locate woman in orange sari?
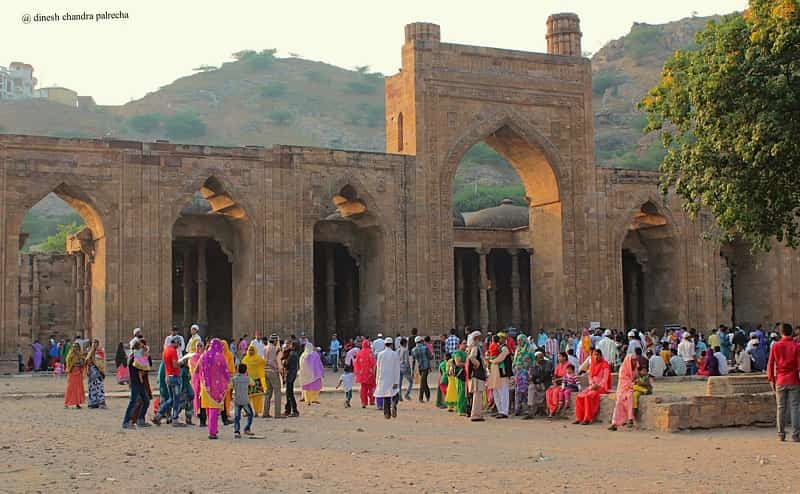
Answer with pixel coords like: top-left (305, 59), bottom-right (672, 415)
top-left (608, 353), bottom-right (637, 430)
top-left (221, 339), bottom-right (235, 425)
top-left (64, 344), bottom-right (85, 408)
top-left (573, 349), bottom-right (611, 425)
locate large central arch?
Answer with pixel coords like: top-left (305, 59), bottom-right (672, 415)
top-left (441, 110), bottom-right (568, 329)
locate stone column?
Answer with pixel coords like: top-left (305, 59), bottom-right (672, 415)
top-left (343, 258), bottom-right (355, 332)
top-left (31, 256), bottom-right (40, 339)
top-left (74, 252), bottom-right (84, 336)
top-left (488, 252), bottom-right (497, 331)
top-left (455, 250), bottom-right (465, 330)
top-left (84, 260), bottom-right (92, 338)
top-left (509, 248), bottom-right (521, 329)
top-left (325, 244), bottom-right (337, 333)
top-left (196, 239), bottom-right (208, 328)
top-left (477, 248), bottom-right (489, 330)
top-left (182, 246), bottom-right (193, 329)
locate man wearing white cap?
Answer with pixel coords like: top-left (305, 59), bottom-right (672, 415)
top-left (375, 337), bottom-right (401, 419)
top-left (187, 324), bottom-right (201, 350)
top-left (129, 328), bottom-right (143, 351)
top-left (372, 333), bottom-right (385, 356)
top-left (626, 330), bottom-right (643, 356)
top-left (677, 332), bottom-right (696, 375)
top-left (596, 329), bottom-right (619, 369)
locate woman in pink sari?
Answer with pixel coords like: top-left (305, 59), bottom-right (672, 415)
top-left (354, 340), bottom-right (376, 408)
top-left (188, 339), bottom-right (205, 426)
top-left (299, 343), bottom-right (324, 404)
top-left (609, 353), bottom-right (637, 431)
top-left (197, 338), bottom-right (230, 439)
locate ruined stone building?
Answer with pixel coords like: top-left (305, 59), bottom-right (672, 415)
top-left (2, 14), bottom-right (800, 360)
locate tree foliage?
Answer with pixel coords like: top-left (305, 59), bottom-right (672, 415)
top-left (641, 0), bottom-right (800, 250)
top-left (128, 113), bottom-right (162, 133)
top-left (452, 185), bottom-right (526, 213)
top-left (260, 82), bottom-right (288, 98)
top-left (164, 112), bottom-right (207, 140)
top-left (39, 221), bottom-right (84, 253)
top-left (268, 110), bottom-right (293, 125)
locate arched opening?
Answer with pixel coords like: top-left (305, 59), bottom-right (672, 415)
top-left (451, 141), bottom-right (533, 332)
top-left (719, 238), bottom-right (762, 328)
top-left (620, 201), bottom-right (678, 330)
top-left (171, 177), bottom-right (253, 342)
top-left (448, 122), bottom-right (562, 330)
top-left (313, 185), bottom-right (384, 343)
top-left (17, 185), bottom-right (106, 357)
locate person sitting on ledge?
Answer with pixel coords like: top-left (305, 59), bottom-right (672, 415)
top-left (573, 349), bottom-right (611, 425)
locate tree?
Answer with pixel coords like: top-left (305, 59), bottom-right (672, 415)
top-left (268, 110), bottom-right (293, 125)
top-left (39, 221), bottom-right (84, 253)
top-left (128, 113), bottom-right (161, 133)
top-left (260, 82), bottom-right (288, 98)
top-left (641, 0), bottom-right (800, 250)
top-left (164, 112), bottom-right (207, 140)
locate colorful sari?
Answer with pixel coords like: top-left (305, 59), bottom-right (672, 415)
top-left (574, 352), bottom-right (611, 424)
top-left (64, 345), bottom-right (85, 407)
top-left (115, 342), bottom-right (129, 384)
top-left (546, 360), bottom-right (569, 415)
top-left (188, 340), bottom-right (205, 413)
top-left (86, 344), bottom-right (106, 408)
top-left (437, 359), bottom-right (448, 409)
top-left (242, 343), bottom-right (267, 413)
top-left (299, 343), bottom-right (324, 404)
top-left (446, 349), bottom-right (468, 415)
top-left (221, 340), bottom-right (235, 414)
top-left (354, 340), bottom-right (376, 406)
top-left (513, 336), bottom-right (533, 414)
top-left (198, 339), bottom-right (230, 437)
top-left (611, 354), bottom-right (637, 426)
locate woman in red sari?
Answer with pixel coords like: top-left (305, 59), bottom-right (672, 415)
top-left (63, 344), bottom-right (85, 408)
top-left (573, 349), bottom-right (612, 425)
top-left (546, 352), bottom-right (569, 416)
top-left (354, 340), bottom-right (376, 408)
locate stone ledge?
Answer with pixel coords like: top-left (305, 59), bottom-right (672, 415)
top-left (706, 374), bottom-right (771, 396)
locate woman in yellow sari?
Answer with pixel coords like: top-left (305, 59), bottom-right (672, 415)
top-left (221, 340), bottom-right (236, 424)
top-left (241, 342), bottom-right (266, 415)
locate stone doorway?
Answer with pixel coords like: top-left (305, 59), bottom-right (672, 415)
top-left (172, 237), bottom-right (232, 342)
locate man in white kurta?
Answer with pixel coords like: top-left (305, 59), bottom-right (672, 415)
top-left (375, 337), bottom-right (401, 419)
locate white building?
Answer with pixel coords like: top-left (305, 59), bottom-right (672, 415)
top-left (0, 62), bottom-right (37, 100)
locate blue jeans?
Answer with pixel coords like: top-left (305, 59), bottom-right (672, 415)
top-left (234, 404), bottom-right (253, 433)
top-left (123, 385), bottom-right (150, 425)
top-left (399, 369), bottom-right (413, 398)
top-left (158, 375), bottom-right (182, 421)
top-left (685, 361), bottom-right (697, 376)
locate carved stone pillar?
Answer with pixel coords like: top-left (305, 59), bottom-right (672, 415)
top-left (74, 252), bottom-right (84, 336)
top-left (325, 244), bottom-right (337, 333)
top-left (488, 252), bottom-right (497, 331)
top-left (31, 256), bottom-right (40, 338)
top-left (509, 248), bottom-right (521, 329)
top-left (477, 248), bottom-right (489, 330)
top-left (182, 246), bottom-right (193, 329)
top-left (196, 239), bottom-right (208, 328)
top-left (84, 260), bottom-right (92, 338)
top-left (455, 250), bottom-right (465, 330)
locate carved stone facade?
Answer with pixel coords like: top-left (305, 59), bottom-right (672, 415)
top-left (2, 14), bottom-right (798, 358)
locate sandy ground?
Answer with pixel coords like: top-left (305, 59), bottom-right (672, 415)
top-left (0, 375), bottom-right (796, 494)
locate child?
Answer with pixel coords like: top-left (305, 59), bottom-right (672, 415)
top-left (557, 364), bottom-right (580, 414)
top-left (336, 366), bottom-right (354, 408)
top-left (632, 366), bottom-right (653, 415)
top-left (179, 361), bottom-right (195, 425)
top-left (232, 363), bottom-right (254, 438)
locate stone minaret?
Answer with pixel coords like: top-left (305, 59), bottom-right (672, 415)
top-left (546, 13), bottom-right (582, 57)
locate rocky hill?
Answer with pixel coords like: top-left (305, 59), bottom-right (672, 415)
top-left (0, 14), bottom-right (727, 249)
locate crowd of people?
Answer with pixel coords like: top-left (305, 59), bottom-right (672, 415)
top-left (43, 319), bottom-right (800, 441)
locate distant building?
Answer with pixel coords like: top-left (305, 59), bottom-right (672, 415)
top-left (33, 86), bottom-right (78, 107)
top-left (0, 62), bottom-right (37, 100)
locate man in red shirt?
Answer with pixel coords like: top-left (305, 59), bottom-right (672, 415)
top-left (153, 338), bottom-right (185, 427)
top-left (767, 323), bottom-right (800, 442)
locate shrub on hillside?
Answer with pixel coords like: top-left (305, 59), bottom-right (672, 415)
top-left (304, 70), bottom-right (329, 83)
top-left (625, 25), bottom-right (663, 62)
top-left (260, 82), bottom-right (288, 98)
top-left (233, 49), bottom-right (277, 71)
top-left (39, 221), bottom-right (84, 253)
top-left (345, 81), bottom-right (377, 94)
top-left (452, 185), bottom-right (526, 213)
top-left (592, 69), bottom-right (627, 96)
top-left (128, 113), bottom-right (162, 133)
top-left (268, 110), bottom-right (293, 125)
top-left (164, 112), bottom-right (207, 140)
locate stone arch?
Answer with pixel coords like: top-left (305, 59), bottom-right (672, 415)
top-left (613, 191), bottom-right (680, 248)
top-left (167, 173), bottom-right (256, 229)
top-left (440, 107), bottom-right (569, 328)
top-left (441, 108), bottom-right (565, 207)
top-left (11, 180), bottom-right (109, 351)
top-left (315, 173), bottom-right (391, 230)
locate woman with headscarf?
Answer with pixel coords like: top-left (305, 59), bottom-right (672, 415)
top-left (63, 343), bottom-right (85, 408)
top-left (354, 339), bottom-right (376, 408)
top-left (60, 339), bottom-right (71, 369)
top-left (445, 340), bottom-right (468, 415)
top-left (220, 340), bottom-right (236, 424)
top-left (85, 339), bottom-right (107, 409)
top-left (197, 338), bottom-right (231, 439)
top-left (465, 330), bottom-right (487, 421)
top-left (115, 342), bottom-right (129, 384)
top-left (546, 352), bottom-right (570, 417)
top-left (573, 349), bottom-right (612, 425)
top-left (31, 340), bottom-right (43, 371)
top-left (299, 342), bottom-right (325, 404)
top-left (512, 334), bottom-right (533, 416)
top-left (608, 353), bottom-right (637, 430)
top-left (576, 329), bottom-right (592, 364)
top-left (187, 338), bottom-right (206, 426)
top-left (241, 342), bottom-right (267, 413)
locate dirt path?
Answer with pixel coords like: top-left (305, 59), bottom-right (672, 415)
top-left (0, 387), bottom-right (795, 494)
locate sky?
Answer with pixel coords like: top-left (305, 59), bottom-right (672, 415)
top-left (2, 0), bottom-right (747, 105)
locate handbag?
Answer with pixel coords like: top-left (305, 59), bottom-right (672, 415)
top-left (249, 378), bottom-right (264, 395)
